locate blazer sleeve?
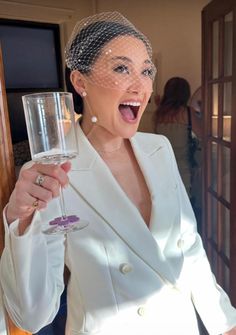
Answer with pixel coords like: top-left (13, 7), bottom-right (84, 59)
top-left (163, 136), bottom-right (236, 335)
top-left (0, 207), bottom-right (65, 333)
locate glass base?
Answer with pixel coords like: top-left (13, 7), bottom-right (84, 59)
top-left (43, 215), bottom-right (89, 235)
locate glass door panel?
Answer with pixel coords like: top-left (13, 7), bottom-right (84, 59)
top-left (223, 82), bottom-right (232, 141)
top-left (221, 146), bottom-right (230, 202)
top-left (210, 141), bottom-right (218, 192)
top-left (213, 20), bottom-right (219, 79)
top-left (224, 12), bottom-right (233, 77)
top-left (209, 194), bottom-right (218, 243)
top-left (221, 204), bottom-right (230, 259)
top-left (211, 247), bottom-right (218, 275)
top-left (223, 263), bottom-right (230, 294)
top-left (212, 84), bottom-right (219, 137)
top-left (203, 0), bottom-right (235, 304)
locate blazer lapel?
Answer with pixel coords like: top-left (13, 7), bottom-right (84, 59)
top-left (130, 135), bottom-right (179, 252)
top-left (69, 124), bottom-right (177, 285)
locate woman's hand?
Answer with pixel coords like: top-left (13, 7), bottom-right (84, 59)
top-left (6, 161), bottom-right (71, 234)
top-left (224, 327), bottom-right (236, 334)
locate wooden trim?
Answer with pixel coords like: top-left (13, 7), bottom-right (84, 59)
top-left (0, 0), bottom-right (74, 23)
top-left (0, 46), bottom-right (32, 335)
top-left (0, 45), bottom-right (15, 251)
top-left (202, 0), bottom-right (236, 304)
top-left (201, 7), bottom-right (208, 245)
top-left (203, 0), bottom-right (235, 21)
top-left (229, 1), bottom-right (236, 305)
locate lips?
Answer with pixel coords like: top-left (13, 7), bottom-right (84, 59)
top-left (118, 101), bottom-right (141, 122)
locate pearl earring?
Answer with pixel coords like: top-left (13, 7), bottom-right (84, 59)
top-left (81, 91), bottom-right (87, 97)
top-left (91, 116), bottom-right (98, 123)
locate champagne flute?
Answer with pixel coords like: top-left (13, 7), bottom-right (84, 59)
top-left (22, 92), bottom-right (88, 234)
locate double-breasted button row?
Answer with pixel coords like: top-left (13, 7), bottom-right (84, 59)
top-left (177, 239), bottom-right (184, 248)
top-left (119, 263), bottom-right (133, 274)
top-left (137, 306), bottom-right (146, 316)
top-left (119, 264), bottom-right (145, 317)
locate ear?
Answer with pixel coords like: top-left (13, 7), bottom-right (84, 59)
top-left (70, 70), bottom-right (86, 96)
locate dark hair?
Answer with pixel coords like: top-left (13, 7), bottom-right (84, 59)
top-left (155, 77), bottom-right (191, 122)
top-left (65, 20), bottom-right (150, 114)
top-left (65, 66), bottom-right (83, 114)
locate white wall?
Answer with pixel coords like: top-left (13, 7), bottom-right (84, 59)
top-left (93, 0), bottom-right (211, 131)
top-left (0, 0), bottom-right (211, 132)
top-left (0, 0), bottom-right (210, 92)
top-left (95, 0), bottom-right (210, 93)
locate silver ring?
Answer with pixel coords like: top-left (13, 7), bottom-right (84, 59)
top-left (35, 174), bottom-right (45, 186)
top-left (32, 199), bottom-right (39, 208)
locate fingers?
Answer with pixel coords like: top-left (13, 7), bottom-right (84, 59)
top-left (13, 185), bottom-right (47, 212)
top-left (20, 181), bottom-right (54, 203)
top-left (6, 187), bottom-right (47, 224)
top-left (28, 163), bottom-right (70, 188)
top-left (37, 175), bottom-right (60, 197)
top-left (61, 161), bottom-right (72, 173)
top-left (19, 164), bottom-right (70, 200)
top-left (28, 174), bottom-right (60, 199)
top-left (7, 163), bottom-right (71, 223)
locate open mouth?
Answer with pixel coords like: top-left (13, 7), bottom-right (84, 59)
top-left (118, 102), bottom-right (141, 122)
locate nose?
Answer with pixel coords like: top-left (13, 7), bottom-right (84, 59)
top-left (126, 72), bottom-right (145, 94)
top-left (126, 71), bottom-right (152, 94)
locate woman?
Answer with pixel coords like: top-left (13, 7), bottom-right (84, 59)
top-left (1, 12), bottom-right (236, 335)
top-left (155, 77), bottom-right (197, 197)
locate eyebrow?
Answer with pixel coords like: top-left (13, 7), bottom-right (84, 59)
top-left (110, 56), bottom-right (152, 65)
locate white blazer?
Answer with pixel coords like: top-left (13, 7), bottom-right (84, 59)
top-left (1, 124), bottom-right (236, 335)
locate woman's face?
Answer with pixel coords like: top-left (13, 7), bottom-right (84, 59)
top-left (82, 35), bottom-right (155, 138)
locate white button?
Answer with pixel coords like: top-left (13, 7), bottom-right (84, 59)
top-left (119, 263), bottom-right (133, 274)
top-left (177, 239), bottom-right (184, 248)
top-left (137, 306), bottom-right (146, 316)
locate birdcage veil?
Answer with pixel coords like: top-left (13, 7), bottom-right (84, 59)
top-left (65, 11), bottom-right (156, 91)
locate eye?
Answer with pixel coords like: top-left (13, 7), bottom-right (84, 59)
top-left (113, 64), bottom-right (129, 74)
top-left (142, 68), bottom-right (154, 78)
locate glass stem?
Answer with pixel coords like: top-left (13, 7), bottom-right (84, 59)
top-left (59, 186), bottom-right (67, 219)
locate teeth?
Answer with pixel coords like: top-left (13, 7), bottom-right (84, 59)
top-left (122, 101), bottom-right (141, 107)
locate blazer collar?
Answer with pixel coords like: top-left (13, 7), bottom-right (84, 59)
top-left (69, 123), bottom-right (177, 285)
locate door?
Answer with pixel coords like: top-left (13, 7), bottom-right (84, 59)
top-left (0, 46), bottom-right (31, 335)
top-left (202, 0), bottom-right (236, 304)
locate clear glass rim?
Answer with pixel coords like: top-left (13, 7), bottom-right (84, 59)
top-left (22, 92), bottom-right (72, 99)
